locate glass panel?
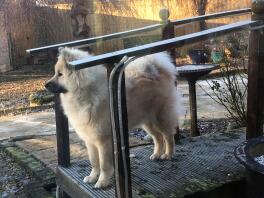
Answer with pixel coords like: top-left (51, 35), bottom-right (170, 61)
top-left (2, 0), bottom-right (264, 198)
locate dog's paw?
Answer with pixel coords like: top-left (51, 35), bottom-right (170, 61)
top-left (94, 179), bottom-right (110, 189)
top-left (83, 175), bottom-right (98, 184)
top-left (149, 153), bottom-right (161, 160)
top-left (160, 153), bottom-right (172, 160)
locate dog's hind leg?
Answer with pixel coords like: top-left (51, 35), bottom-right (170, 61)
top-left (157, 97), bottom-right (178, 160)
top-left (143, 123), bottom-right (164, 160)
top-left (83, 144), bottom-right (100, 184)
top-left (153, 113), bottom-right (177, 160)
top-left (94, 138), bottom-right (114, 188)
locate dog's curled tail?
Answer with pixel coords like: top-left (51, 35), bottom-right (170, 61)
top-left (126, 52), bottom-right (178, 82)
top-left (148, 52), bottom-right (178, 78)
top-left (151, 52), bottom-right (184, 128)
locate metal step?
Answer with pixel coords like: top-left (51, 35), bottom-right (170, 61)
top-left (57, 132), bottom-right (245, 198)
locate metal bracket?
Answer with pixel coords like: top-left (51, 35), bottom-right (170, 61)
top-left (108, 56), bottom-right (138, 198)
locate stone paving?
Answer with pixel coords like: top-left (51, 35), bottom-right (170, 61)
top-left (0, 112), bottom-right (58, 141)
top-left (14, 133), bottom-right (149, 171)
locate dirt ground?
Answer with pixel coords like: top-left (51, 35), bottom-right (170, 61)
top-left (0, 66), bottom-right (51, 197)
top-left (0, 149), bottom-right (32, 198)
top-left (0, 65), bottom-right (52, 112)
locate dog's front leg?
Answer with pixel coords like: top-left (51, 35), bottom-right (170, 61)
top-left (160, 133), bottom-right (175, 160)
top-left (94, 139), bottom-right (114, 188)
top-left (83, 144), bottom-right (100, 184)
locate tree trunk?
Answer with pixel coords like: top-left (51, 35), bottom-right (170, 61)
top-left (70, 0), bottom-right (93, 38)
top-left (192, 0), bottom-right (208, 31)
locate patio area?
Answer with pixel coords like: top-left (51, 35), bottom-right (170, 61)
top-left (0, 78), bottom-right (247, 197)
top-left (1, 0), bottom-right (264, 197)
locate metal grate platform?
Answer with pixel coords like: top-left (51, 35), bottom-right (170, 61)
top-left (57, 132), bottom-right (245, 198)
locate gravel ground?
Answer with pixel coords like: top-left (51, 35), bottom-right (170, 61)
top-left (0, 65), bottom-right (52, 113)
top-left (131, 118), bottom-right (231, 141)
top-left (0, 77), bottom-right (50, 110)
top-left (197, 118), bottom-right (231, 134)
top-left (0, 66), bottom-right (49, 197)
top-left (0, 149), bottom-right (32, 198)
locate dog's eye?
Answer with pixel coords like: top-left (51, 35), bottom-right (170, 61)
top-left (58, 72), bottom-right (63, 77)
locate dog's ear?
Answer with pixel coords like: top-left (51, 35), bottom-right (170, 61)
top-left (59, 47), bottom-right (76, 63)
top-left (58, 47), bottom-right (64, 53)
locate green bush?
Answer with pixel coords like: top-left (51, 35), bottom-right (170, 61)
top-left (200, 32), bottom-right (249, 127)
top-left (29, 90), bottom-right (54, 106)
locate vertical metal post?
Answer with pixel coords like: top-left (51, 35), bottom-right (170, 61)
top-left (118, 73), bottom-right (132, 198)
top-left (188, 79), bottom-right (199, 137)
top-left (49, 50), bottom-right (70, 167)
top-left (52, 49), bottom-right (70, 198)
top-left (160, 8), bottom-right (176, 65)
top-left (54, 94), bottom-right (70, 167)
top-left (247, 1), bottom-right (264, 139)
top-left (108, 66), bottom-right (123, 198)
top-left (109, 59), bottom-right (132, 198)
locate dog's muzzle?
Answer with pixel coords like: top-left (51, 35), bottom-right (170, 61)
top-left (45, 81), bottom-right (68, 94)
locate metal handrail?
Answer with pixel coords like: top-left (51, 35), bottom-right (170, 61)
top-left (25, 8), bottom-right (257, 198)
top-left (26, 24), bottom-right (162, 55)
top-left (67, 20), bottom-right (258, 198)
top-left (68, 20), bottom-right (257, 70)
top-left (171, 8), bottom-right (251, 26)
top-left (26, 8), bottom-right (251, 55)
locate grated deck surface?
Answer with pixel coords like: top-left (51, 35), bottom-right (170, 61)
top-left (59, 132), bottom-right (245, 197)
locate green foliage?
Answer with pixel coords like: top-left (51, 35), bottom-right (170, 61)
top-left (201, 32), bottom-right (249, 127)
top-left (208, 58), bottom-right (247, 127)
top-left (29, 90), bottom-right (54, 106)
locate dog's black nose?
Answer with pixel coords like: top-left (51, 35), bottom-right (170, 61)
top-left (44, 81), bottom-right (67, 94)
top-left (45, 82), bottom-right (52, 91)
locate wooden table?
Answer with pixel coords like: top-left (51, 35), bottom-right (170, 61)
top-left (177, 64), bottom-right (219, 136)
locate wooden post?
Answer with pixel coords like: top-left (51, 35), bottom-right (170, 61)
top-left (247, 0), bottom-right (264, 139)
top-left (70, 0), bottom-right (92, 38)
top-left (188, 79), bottom-right (199, 137)
top-left (160, 8), bottom-right (180, 141)
top-left (160, 8), bottom-right (176, 65)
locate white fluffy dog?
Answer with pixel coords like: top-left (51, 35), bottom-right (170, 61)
top-left (45, 47), bottom-right (181, 188)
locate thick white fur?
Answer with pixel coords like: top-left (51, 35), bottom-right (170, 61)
top-left (48, 47), bottom-right (181, 188)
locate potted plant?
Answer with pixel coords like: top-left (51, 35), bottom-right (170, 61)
top-left (188, 49), bottom-right (208, 64)
top-left (210, 39), bottom-right (224, 63)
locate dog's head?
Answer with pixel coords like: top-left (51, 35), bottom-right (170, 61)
top-left (45, 47), bottom-right (89, 94)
